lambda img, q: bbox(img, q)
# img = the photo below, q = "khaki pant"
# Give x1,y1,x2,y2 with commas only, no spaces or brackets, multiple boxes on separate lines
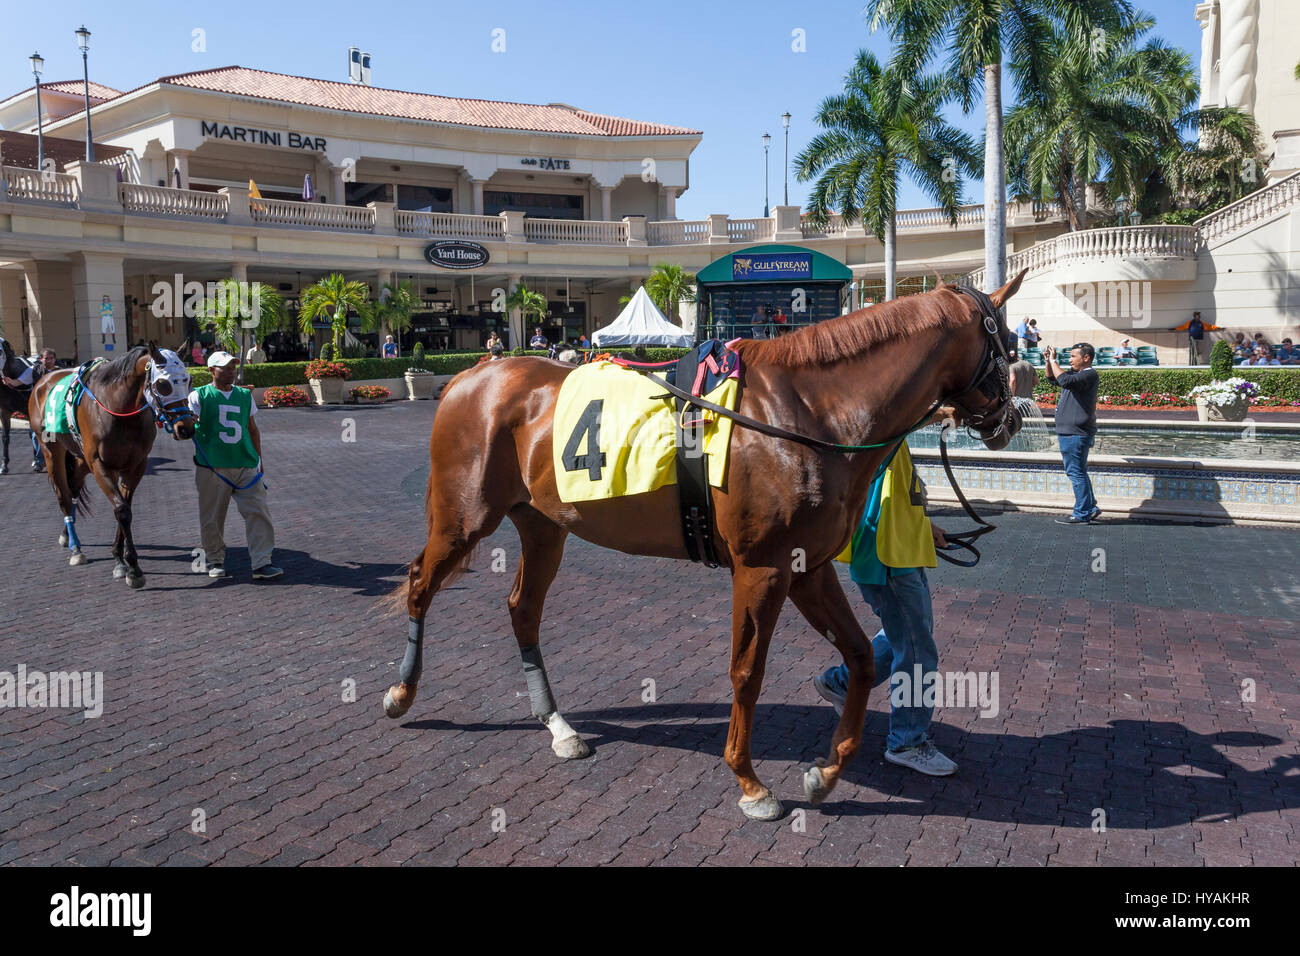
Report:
195,465,275,569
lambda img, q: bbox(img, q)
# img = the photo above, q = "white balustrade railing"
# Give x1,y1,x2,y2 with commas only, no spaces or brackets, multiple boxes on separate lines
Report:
648,219,710,244
727,218,774,243
118,182,229,221
896,203,984,230
395,210,506,240
1,165,79,204
249,197,375,231
1054,225,1197,262
524,218,627,244
1196,171,1300,247
801,213,847,238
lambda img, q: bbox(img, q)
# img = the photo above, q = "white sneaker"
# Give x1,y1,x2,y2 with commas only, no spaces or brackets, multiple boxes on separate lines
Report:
812,674,846,716
884,741,957,776
207,564,229,579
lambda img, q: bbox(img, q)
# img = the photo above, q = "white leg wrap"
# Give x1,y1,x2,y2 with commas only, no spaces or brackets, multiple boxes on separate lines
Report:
544,711,577,742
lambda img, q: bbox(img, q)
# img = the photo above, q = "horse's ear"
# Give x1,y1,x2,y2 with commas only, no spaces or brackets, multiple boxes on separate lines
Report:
179,339,192,362
988,269,1029,309
148,341,167,365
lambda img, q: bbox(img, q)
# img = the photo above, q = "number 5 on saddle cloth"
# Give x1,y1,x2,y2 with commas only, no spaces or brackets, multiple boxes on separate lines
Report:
552,341,741,567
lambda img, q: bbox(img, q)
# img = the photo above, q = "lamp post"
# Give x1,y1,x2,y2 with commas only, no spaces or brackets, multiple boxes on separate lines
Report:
29,52,44,172
781,112,791,206
762,132,771,217
75,26,93,162
1114,194,1129,228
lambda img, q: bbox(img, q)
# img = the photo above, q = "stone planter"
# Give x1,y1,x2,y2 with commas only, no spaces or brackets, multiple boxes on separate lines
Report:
308,376,347,405
1195,396,1248,422
352,395,387,405
405,372,437,401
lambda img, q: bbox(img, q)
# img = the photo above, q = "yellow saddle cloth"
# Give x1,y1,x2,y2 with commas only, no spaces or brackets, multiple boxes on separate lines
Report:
553,360,740,503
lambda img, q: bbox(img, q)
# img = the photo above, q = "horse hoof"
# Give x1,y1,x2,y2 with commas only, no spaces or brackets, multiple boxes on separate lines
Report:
738,791,785,821
551,735,591,760
69,551,87,567
802,764,833,805
126,574,145,590
58,532,68,547
383,686,411,719
113,561,128,579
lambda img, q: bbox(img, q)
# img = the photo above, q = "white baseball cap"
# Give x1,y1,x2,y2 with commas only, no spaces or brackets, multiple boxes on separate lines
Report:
206,350,238,367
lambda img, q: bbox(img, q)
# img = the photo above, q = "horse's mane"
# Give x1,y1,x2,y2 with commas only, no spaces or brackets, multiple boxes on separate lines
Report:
730,286,969,369
93,346,150,387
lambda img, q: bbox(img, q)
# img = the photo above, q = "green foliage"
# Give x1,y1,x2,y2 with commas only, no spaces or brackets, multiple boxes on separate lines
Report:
298,273,372,357
201,279,286,354
644,263,697,323
411,342,425,366
361,280,418,340
1162,107,1266,213
1209,339,1233,381
318,342,332,362
507,283,548,329
1031,366,1300,401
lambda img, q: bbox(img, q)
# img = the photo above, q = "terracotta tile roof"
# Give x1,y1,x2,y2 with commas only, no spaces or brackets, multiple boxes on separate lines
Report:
0,130,129,170
147,66,699,137
39,80,122,100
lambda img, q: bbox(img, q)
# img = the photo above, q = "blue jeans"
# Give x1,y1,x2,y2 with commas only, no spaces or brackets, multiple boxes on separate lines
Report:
819,569,937,751
1058,433,1097,519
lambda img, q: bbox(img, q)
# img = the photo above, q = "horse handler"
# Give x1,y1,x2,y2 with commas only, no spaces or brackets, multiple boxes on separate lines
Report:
187,351,282,581
811,439,957,776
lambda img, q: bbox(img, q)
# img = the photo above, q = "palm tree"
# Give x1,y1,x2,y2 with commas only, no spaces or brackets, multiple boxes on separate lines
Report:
361,280,417,356
201,279,285,381
298,273,371,358
1005,12,1196,230
796,50,979,301
866,0,1132,288
1163,106,1265,212
645,263,696,323
506,284,548,347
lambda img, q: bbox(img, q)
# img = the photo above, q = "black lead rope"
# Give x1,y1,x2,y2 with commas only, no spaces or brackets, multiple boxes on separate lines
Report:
934,437,996,567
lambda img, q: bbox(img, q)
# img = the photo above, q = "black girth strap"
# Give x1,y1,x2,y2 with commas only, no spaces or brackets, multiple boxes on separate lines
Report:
673,353,721,568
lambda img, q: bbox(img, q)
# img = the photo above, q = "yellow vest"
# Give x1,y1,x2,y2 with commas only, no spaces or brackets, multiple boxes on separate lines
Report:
836,442,936,571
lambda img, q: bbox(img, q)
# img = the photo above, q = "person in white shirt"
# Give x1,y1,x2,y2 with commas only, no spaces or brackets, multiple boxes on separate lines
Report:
245,341,266,365
1115,338,1136,360
1247,346,1280,366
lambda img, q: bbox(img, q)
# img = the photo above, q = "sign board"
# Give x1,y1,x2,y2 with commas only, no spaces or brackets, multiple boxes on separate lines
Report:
730,252,812,281
424,240,490,270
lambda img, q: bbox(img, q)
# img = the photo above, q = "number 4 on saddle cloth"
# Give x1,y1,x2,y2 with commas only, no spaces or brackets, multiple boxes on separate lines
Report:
553,341,741,564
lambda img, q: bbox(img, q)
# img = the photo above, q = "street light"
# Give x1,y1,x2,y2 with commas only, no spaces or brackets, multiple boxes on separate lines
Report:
29,52,44,172
1114,194,1130,227
75,26,94,162
781,112,791,206
762,132,771,217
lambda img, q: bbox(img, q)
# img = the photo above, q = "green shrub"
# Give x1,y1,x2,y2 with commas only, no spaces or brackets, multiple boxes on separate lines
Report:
318,342,332,362
411,342,425,367
1209,340,1233,381
1030,366,1300,401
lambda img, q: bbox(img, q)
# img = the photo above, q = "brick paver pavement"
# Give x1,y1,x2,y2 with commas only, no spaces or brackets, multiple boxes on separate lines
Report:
0,401,1296,866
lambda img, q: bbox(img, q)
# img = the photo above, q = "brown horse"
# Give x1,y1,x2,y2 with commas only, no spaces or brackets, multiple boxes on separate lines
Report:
384,273,1027,819
29,344,195,587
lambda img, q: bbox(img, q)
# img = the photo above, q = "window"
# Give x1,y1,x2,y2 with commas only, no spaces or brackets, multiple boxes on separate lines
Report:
484,190,584,220
397,184,453,213
346,181,393,207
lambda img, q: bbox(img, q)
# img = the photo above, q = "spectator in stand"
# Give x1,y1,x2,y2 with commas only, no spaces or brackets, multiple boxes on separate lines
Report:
1116,338,1136,360
382,335,397,359
1253,332,1272,353
1231,333,1253,363
1247,345,1280,366
750,305,767,339
1045,343,1101,525
773,305,789,334
1276,339,1299,364
529,328,549,349
245,340,266,365
1016,317,1040,352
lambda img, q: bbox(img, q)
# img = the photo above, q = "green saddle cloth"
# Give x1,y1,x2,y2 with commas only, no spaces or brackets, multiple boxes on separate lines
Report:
42,371,82,436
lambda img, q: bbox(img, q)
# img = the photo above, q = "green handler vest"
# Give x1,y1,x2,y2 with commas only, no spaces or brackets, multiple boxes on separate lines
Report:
193,384,259,470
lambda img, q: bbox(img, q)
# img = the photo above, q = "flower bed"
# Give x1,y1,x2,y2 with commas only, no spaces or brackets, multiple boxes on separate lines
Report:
263,386,310,407
1186,377,1259,405
350,384,391,402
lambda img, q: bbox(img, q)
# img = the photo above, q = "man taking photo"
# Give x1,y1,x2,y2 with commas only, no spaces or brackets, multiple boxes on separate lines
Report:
1045,343,1101,525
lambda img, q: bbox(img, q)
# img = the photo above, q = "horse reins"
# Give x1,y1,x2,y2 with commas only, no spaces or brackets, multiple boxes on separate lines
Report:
633,286,1014,567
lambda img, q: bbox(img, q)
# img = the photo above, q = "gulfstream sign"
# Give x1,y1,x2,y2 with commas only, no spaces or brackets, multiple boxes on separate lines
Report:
201,121,327,151
731,252,812,281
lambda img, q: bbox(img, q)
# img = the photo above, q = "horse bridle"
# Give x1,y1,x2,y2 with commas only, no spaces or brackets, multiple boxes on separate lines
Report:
144,360,196,434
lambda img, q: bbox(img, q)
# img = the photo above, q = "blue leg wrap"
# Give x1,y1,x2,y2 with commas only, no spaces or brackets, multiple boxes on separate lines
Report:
64,516,81,550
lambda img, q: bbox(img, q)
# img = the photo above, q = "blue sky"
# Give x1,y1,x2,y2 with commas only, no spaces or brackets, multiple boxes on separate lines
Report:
1,0,1204,220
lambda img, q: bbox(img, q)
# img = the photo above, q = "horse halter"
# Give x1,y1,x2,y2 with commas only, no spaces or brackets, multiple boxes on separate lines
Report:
144,351,196,434
947,286,1020,448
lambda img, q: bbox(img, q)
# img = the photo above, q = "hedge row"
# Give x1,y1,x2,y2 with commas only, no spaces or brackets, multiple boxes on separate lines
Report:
1032,367,1300,401
192,347,695,388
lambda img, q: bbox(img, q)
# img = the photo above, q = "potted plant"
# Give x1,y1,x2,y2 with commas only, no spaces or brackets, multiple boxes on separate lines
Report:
264,385,310,408
404,342,435,400
350,384,390,405
305,358,352,405
1187,377,1260,422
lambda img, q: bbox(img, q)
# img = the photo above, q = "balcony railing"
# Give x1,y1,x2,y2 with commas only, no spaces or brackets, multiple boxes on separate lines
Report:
250,196,375,231
1,165,79,205
897,204,985,230
727,218,774,243
962,223,1199,288
801,213,848,238
523,218,628,244
648,219,710,244
119,182,229,221
395,210,506,240
1196,170,1300,247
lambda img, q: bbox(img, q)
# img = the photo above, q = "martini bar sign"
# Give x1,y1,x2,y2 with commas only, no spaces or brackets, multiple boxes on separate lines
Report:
201,121,327,152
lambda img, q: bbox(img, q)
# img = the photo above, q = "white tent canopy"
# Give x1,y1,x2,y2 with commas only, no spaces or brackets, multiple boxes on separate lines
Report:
591,286,693,348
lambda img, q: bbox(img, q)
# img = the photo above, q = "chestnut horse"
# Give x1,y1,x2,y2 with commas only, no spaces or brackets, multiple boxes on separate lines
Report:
385,273,1027,819
28,344,195,586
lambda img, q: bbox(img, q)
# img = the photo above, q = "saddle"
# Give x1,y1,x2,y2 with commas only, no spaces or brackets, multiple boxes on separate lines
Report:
613,341,740,568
